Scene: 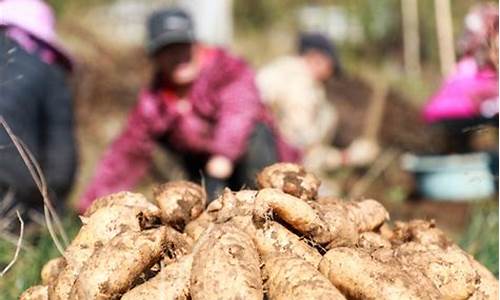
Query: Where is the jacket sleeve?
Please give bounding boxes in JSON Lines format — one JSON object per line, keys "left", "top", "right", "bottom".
{"left": 42, "top": 67, "right": 77, "bottom": 202}
{"left": 78, "top": 94, "right": 160, "bottom": 212}
{"left": 209, "top": 65, "right": 261, "bottom": 161}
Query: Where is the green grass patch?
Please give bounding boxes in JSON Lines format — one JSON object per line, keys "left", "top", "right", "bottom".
{"left": 0, "top": 215, "right": 80, "bottom": 300}
{"left": 460, "top": 201, "right": 499, "bottom": 277}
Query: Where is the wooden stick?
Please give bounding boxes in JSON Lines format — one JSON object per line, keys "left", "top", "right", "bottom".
{"left": 401, "top": 0, "right": 421, "bottom": 77}
{"left": 434, "top": 0, "right": 456, "bottom": 75}
{"left": 363, "top": 80, "right": 389, "bottom": 141}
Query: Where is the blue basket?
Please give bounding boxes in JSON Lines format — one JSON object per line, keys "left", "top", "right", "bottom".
{"left": 401, "top": 152, "right": 495, "bottom": 201}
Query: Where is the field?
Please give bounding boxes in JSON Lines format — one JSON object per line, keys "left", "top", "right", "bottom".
{"left": 1, "top": 1, "right": 498, "bottom": 299}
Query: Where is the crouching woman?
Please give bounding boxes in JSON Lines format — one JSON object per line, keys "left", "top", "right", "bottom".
{"left": 79, "top": 8, "right": 299, "bottom": 212}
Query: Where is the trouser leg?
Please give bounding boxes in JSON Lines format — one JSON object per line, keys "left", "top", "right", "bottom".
{"left": 230, "top": 123, "right": 278, "bottom": 190}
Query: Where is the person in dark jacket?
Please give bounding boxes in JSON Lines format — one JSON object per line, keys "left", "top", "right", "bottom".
{"left": 0, "top": 0, "right": 77, "bottom": 227}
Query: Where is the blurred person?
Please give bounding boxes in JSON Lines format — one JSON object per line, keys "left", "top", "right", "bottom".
{"left": 256, "top": 33, "right": 379, "bottom": 173}
{"left": 423, "top": 2, "right": 499, "bottom": 153}
{"left": 0, "top": 0, "right": 77, "bottom": 226}
{"left": 78, "top": 8, "right": 299, "bottom": 212}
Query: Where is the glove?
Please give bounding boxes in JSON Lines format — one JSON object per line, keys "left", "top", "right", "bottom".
{"left": 344, "top": 138, "right": 380, "bottom": 167}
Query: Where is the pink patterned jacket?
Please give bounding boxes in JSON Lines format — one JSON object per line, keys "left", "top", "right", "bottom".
{"left": 423, "top": 57, "right": 498, "bottom": 123}
{"left": 79, "top": 47, "right": 300, "bottom": 212}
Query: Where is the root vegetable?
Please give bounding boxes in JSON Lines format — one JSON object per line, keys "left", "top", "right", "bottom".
{"left": 255, "top": 188, "right": 332, "bottom": 244}
{"left": 253, "top": 221, "right": 322, "bottom": 267}
{"left": 121, "top": 254, "right": 193, "bottom": 300}
{"left": 256, "top": 163, "right": 320, "bottom": 200}
{"left": 469, "top": 257, "right": 499, "bottom": 300}
{"left": 319, "top": 247, "right": 439, "bottom": 299}
{"left": 357, "top": 231, "right": 391, "bottom": 251}
{"left": 153, "top": 181, "right": 206, "bottom": 229}
{"left": 71, "top": 226, "right": 171, "bottom": 300}
{"left": 83, "top": 191, "right": 160, "bottom": 217}
{"left": 377, "top": 222, "right": 395, "bottom": 240}
{"left": 344, "top": 199, "right": 389, "bottom": 232}
{"left": 395, "top": 242, "right": 478, "bottom": 300}
{"left": 190, "top": 223, "right": 263, "bottom": 300}
{"left": 19, "top": 285, "right": 48, "bottom": 300}
{"left": 263, "top": 254, "right": 346, "bottom": 300}
{"left": 307, "top": 201, "right": 358, "bottom": 247}
{"left": 370, "top": 247, "right": 444, "bottom": 297}
{"left": 392, "top": 219, "right": 452, "bottom": 247}
{"left": 49, "top": 205, "right": 144, "bottom": 300}
{"left": 41, "top": 257, "right": 66, "bottom": 285}
{"left": 316, "top": 196, "right": 343, "bottom": 206}
{"left": 20, "top": 165, "right": 498, "bottom": 300}
{"left": 184, "top": 211, "right": 212, "bottom": 241}
{"left": 210, "top": 189, "right": 258, "bottom": 223}
{"left": 161, "top": 226, "right": 194, "bottom": 264}
{"left": 184, "top": 189, "right": 258, "bottom": 241}
{"left": 317, "top": 197, "right": 389, "bottom": 233}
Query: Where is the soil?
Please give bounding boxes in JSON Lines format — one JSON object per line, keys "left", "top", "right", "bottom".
{"left": 327, "top": 75, "right": 445, "bottom": 153}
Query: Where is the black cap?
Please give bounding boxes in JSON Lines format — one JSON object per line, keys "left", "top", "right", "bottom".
{"left": 146, "top": 8, "right": 194, "bottom": 55}
{"left": 298, "top": 32, "right": 342, "bottom": 76}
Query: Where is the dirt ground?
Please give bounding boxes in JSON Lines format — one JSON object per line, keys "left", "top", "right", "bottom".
{"left": 327, "top": 75, "right": 444, "bottom": 153}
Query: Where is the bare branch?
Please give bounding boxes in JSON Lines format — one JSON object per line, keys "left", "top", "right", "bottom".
{"left": 0, "top": 117, "right": 68, "bottom": 256}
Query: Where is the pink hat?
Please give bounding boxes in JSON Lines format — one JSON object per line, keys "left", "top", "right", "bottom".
{"left": 0, "top": 0, "right": 73, "bottom": 69}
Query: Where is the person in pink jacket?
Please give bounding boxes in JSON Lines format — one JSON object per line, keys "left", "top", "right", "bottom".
{"left": 423, "top": 3, "right": 498, "bottom": 153}
{"left": 79, "top": 8, "right": 299, "bottom": 212}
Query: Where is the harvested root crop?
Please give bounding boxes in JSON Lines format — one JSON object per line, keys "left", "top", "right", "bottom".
{"left": 162, "top": 226, "right": 193, "bottom": 263}
{"left": 256, "top": 163, "right": 320, "bottom": 200}
{"left": 71, "top": 226, "right": 170, "bottom": 300}
{"left": 395, "top": 242, "right": 478, "bottom": 300}
{"left": 83, "top": 191, "right": 160, "bottom": 217}
{"left": 391, "top": 219, "right": 452, "bottom": 247}
{"left": 308, "top": 201, "right": 358, "bottom": 247}
{"left": 184, "top": 211, "right": 213, "bottom": 241}
{"left": 469, "top": 257, "right": 500, "bottom": 300}
{"left": 263, "top": 254, "right": 346, "bottom": 300}
{"left": 344, "top": 199, "right": 389, "bottom": 232}
{"left": 319, "top": 247, "right": 441, "bottom": 299}
{"left": 20, "top": 163, "right": 497, "bottom": 300}
{"left": 184, "top": 189, "right": 259, "bottom": 240}
{"left": 253, "top": 221, "right": 322, "bottom": 267}
{"left": 209, "top": 189, "right": 258, "bottom": 223}
{"left": 121, "top": 254, "right": 193, "bottom": 300}
{"left": 153, "top": 181, "right": 206, "bottom": 229}
{"left": 19, "top": 285, "right": 48, "bottom": 300}
{"left": 49, "top": 205, "right": 144, "bottom": 300}
{"left": 356, "top": 231, "right": 391, "bottom": 251}
{"left": 41, "top": 257, "right": 66, "bottom": 286}
{"left": 255, "top": 188, "right": 333, "bottom": 244}
{"left": 190, "top": 223, "right": 263, "bottom": 300}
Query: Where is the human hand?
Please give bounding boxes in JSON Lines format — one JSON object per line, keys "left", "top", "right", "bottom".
{"left": 205, "top": 155, "right": 234, "bottom": 179}
{"left": 304, "top": 145, "right": 343, "bottom": 171}
{"left": 344, "top": 138, "right": 380, "bottom": 167}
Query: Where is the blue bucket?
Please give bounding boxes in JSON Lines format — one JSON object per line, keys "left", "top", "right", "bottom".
{"left": 401, "top": 152, "right": 495, "bottom": 201}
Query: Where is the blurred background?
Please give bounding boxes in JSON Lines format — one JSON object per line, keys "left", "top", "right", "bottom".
{"left": 0, "top": 0, "right": 498, "bottom": 298}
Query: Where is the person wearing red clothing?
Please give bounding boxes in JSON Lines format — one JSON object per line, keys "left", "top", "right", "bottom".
{"left": 78, "top": 8, "right": 299, "bottom": 212}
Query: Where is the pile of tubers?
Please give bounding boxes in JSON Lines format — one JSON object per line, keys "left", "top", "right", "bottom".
{"left": 20, "top": 163, "right": 498, "bottom": 300}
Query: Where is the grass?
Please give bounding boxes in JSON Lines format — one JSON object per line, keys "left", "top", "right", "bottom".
{"left": 0, "top": 214, "right": 80, "bottom": 300}
{"left": 460, "top": 201, "right": 499, "bottom": 277}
